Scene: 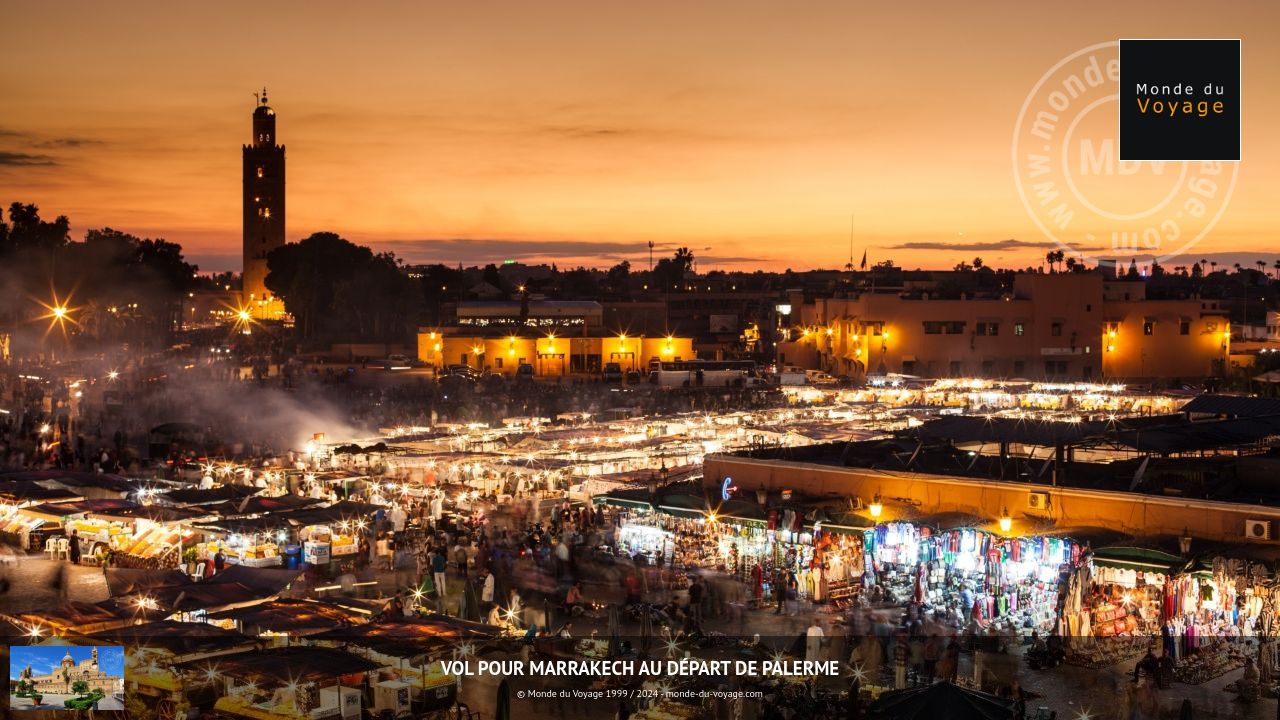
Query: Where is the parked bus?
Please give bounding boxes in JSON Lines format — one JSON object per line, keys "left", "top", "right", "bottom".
{"left": 648, "top": 359, "right": 763, "bottom": 388}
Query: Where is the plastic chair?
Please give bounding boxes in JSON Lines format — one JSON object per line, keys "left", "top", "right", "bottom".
{"left": 44, "top": 537, "right": 58, "bottom": 560}
{"left": 56, "top": 537, "right": 70, "bottom": 560}
{"left": 192, "top": 563, "right": 206, "bottom": 580}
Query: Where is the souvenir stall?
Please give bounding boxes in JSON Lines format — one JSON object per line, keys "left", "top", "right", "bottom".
{"left": 863, "top": 522, "right": 1076, "bottom": 637}
{"left": 615, "top": 513, "right": 676, "bottom": 565}
{"left": 1058, "top": 547, "right": 1176, "bottom": 669}
{"left": 1161, "top": 556, "right": 1273, "bottom": 684}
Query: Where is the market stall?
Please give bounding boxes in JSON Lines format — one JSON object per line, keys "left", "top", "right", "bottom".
{"left": 863, "top": 522, "right": 1076, "bottom": 637}
{"left": 182, "top": 646, "right": 379, "bottom": 720}
{"left": 312, "top": 614, "right": 506, "bottom": 714}
{"left": 87, "top": 505, "right": 210, "bottom": 569}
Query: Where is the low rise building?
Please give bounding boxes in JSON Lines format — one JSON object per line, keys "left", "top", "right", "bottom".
{"left": 778, "top": 273, "right": 1229, "bottom": 381}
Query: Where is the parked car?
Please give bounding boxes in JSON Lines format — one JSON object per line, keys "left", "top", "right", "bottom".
{"left": 516, "top": 363, "right": 535, "bottom": 382}
{"left": 603, "top": 362, "right": 623, "bottom": 383}
{"left": 444, "top": 364, "right": 481, "bottom": 380}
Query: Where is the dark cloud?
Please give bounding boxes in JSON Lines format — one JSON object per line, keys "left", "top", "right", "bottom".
{"left": 34, "top": 137, "right": 103, "bottom": 149}
{"left": 542, "top": 125, "right": 629, "bottom": 139}
{"left": 885, "top": 238, "right": 1109, "bottom": 254}
{"left": 370, "top": 238, "right": 761, "bottom": 267}
{"left": 0, "top": 151, "right": 56, "bottom": 166}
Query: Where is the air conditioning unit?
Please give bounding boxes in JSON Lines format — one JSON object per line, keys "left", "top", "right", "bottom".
{"left": 1245, "top": 519, "right": 1271, "bottom": 540}
{"left": 1027, "top": 492, "right": 1050, "bottom": 511}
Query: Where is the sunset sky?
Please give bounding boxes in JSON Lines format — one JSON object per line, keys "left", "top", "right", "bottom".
{"left": 1, "top": 1, "right": 1277, "bottom": 273}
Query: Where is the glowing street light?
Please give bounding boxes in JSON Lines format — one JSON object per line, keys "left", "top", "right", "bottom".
{"left": 868, "top": 494, "right": 883, "bottom": 519}
{"left": 999, "top": 508, "right": 1013, "bottom": 533}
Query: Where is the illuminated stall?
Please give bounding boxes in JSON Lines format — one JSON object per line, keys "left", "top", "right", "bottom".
{"left": 183, "top": 646, "right": 379, "bottom": 720}
{"left": 313, "top": 614, "right": 505, "bottom": 714}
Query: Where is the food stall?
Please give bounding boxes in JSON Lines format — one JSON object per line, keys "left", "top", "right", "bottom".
{"left": 299, "top": 522, "right": 360, "bottom": 566}
{"left": 312, "top": 614, "right": 505, "bottom": 714}
{"left": 86, "top": 505, "right": 211, "bottom": 569}
{"left": 92, "top": 620, "right": 255, "bottom": 720}
{"left": 192, "top": 516, "right": 289, "bottom": 569}
{"left": 0, "top": 482, "right": 83, "bottom": 550}
{"left": 16, "top": 499, "right": 144, "bottom": 561}
{"left": 185, "top": 646, "right": 379, "bottom": 720}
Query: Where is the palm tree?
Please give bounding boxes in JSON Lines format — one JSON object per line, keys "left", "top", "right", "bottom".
{"left": 1273, "top": 260, "right": 1280, "bottom": 279}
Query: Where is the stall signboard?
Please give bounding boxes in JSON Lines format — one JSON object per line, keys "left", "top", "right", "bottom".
{"left": 331, "top": 539, "right": 359, "bottom": 556}
{"left": 304, "top": 541, "right": 331, "bottom": 564}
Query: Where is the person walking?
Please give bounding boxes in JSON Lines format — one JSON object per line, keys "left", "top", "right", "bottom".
{"left": 432, "top": 548, "right": 449, "bottom": 600}
{"left": 481, "top": 568, "right": 496, "bottom": 613}
{"left": 806, "top": 620, "right": 826, "bottom": 663}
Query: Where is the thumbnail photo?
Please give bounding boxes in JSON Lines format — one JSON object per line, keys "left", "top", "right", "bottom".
{"left": 9, "top": 645, "right": 124, "bottom": 714}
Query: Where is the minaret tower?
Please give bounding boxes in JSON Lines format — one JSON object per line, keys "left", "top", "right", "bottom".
{"left": 242, "top": 87, "right": 286, "bottom": 317}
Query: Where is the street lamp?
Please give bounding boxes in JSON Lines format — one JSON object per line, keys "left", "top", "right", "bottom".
{"left": 868, "top": 493, "right": 883, "bottom": 519}
{"left": 999, "top": 508, "right": 1013, "bottom": 533}
{"left": 1179, "top": 528, "right": 1193, "bottom": 556}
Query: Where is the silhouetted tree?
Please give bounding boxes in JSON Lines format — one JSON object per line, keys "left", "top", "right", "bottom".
{"left": 266, "top": 232, "right": 420, "bottom": 342}
{"left": 653, "top": 248, "right": 695, "bottom": 290}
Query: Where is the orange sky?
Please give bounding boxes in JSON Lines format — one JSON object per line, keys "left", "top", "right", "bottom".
{"left": 1, "top": 1, "right": 1276, "bottom": 272}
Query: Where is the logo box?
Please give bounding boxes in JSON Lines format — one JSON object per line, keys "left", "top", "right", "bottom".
{"left": 1119, "top": 39, "right": 1241, "bottom": 161}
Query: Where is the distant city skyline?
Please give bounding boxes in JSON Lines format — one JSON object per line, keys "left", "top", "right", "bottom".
{"left": 2, "top": 1, "right": 1278, "bottom": 273}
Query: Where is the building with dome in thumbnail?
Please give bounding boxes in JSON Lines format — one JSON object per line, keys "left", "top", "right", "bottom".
{"left": 16, "top": 647, "right": 122, "bottom": 695}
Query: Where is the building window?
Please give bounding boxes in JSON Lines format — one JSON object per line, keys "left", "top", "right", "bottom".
{"left": 1085, "top": 304, "right": 1092, "bottom": 312}
{"left": 1014, "top": 323, "right": 1025, "bottom": 336}
{"left": 981, "top": 360, "right": 994, "bottom": 375}
{"left": 1179, "top": 319, "right": 1190, "bottom": 335}
{"left": 1013, "top": 360, "right": 1025, "bottom": 376}
{"left": 925, "top": 321, "right": 966, "bottom": 334}
{"left": 1143, "top": 321, "right": 1154, "bottom": 336}
{"left": 256, "top": 166, "right": 264, "bottom": 178}
{"left": 902, "top": 361, "right": 916, "bottom": 375}
{"left": 1051, "top": 322, "right": 1062, "bottom": 337}
{"left": 949, "top": 360, "right": 961, "bottom": 375}
{"left": 494, "top": 358, "right": 504, "bottom": 369}
{"left": 975, "top": 322, "right": 999, "bottom": 337}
